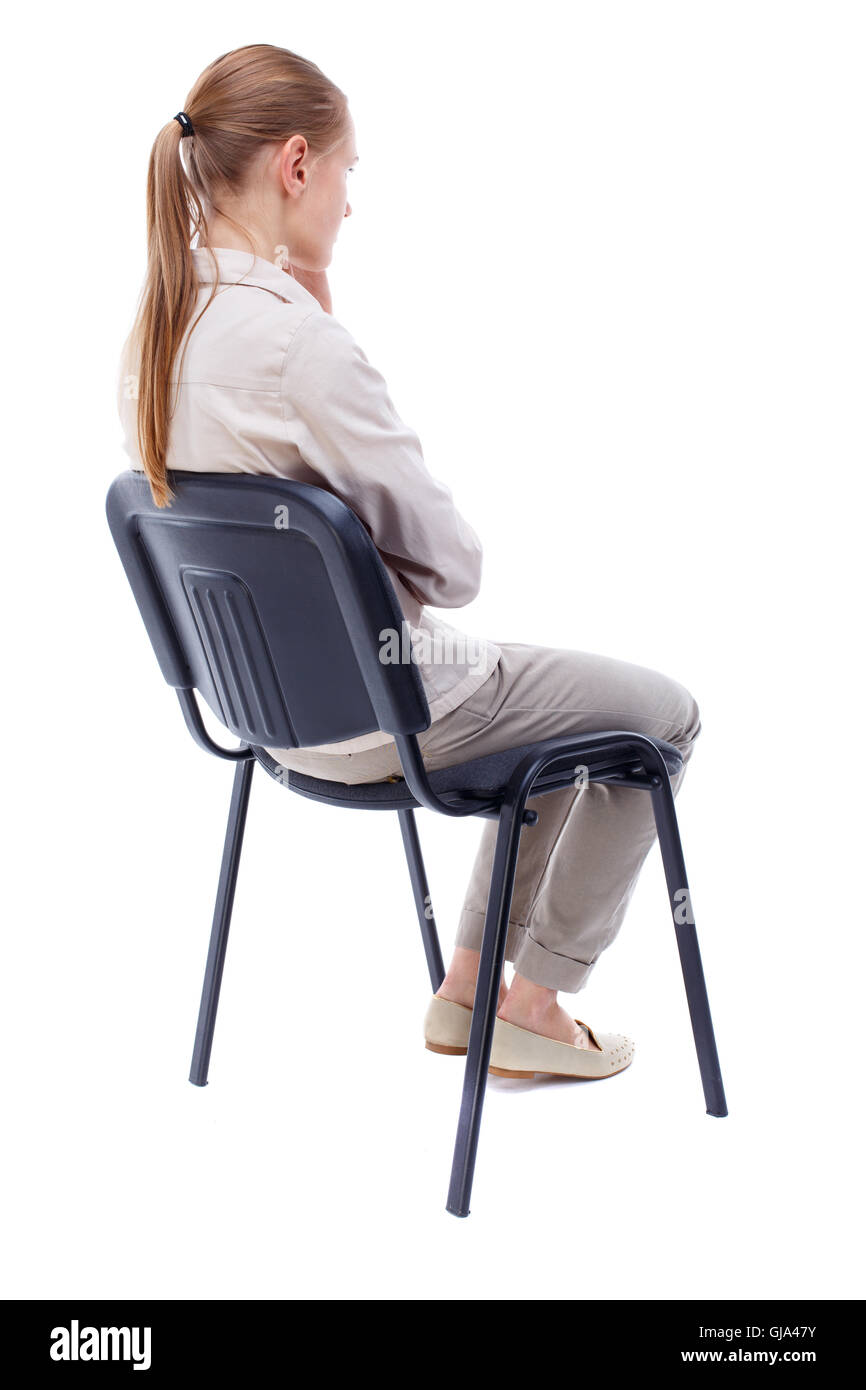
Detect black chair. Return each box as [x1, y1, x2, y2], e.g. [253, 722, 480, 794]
[106, 469, 727, 1217]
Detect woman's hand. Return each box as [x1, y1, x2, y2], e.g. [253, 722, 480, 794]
[283, 264, 333, 315]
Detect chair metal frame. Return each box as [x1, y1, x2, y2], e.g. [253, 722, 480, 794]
[107, 469, 727, 1218]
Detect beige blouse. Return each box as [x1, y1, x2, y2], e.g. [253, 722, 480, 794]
[117, 246, 501, 758]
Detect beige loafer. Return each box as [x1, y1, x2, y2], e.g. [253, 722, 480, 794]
[425, 996, 634, 1080]
[489, 1016, 635, 1079]
[424, 994, 473, 1054]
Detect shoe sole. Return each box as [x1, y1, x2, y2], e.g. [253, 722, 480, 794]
[426, 1041, 633, 1079]
[488, 1062, 632, 1080]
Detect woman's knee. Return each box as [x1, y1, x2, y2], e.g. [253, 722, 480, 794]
[668, 677, 701, 754]
[619, 656, 701, 753]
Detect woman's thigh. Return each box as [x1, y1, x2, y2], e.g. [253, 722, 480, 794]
[415, 641, 701, 773]
[271, 641, 700, 784]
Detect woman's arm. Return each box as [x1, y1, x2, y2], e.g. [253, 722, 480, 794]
[281, 310, 484, 609]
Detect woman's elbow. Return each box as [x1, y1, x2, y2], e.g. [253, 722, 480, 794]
[436, 538, 483, 607]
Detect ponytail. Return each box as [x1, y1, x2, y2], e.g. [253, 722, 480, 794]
[128, 43, 349, 507]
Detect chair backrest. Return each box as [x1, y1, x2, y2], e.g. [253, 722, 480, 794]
[105, 469, 431, 749]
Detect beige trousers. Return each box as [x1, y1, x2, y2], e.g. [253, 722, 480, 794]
[276, 642, 702, 994]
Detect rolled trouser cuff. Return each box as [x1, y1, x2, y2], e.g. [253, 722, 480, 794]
[455, 907, 524, 964]
[456, 909, 595, 994]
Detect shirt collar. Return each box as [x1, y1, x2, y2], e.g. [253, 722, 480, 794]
[191, 245, 322, 309]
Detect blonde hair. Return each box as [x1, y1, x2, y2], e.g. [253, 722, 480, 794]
[129, 43, 349, 507]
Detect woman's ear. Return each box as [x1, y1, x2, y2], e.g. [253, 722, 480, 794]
[278, 135, 309, 198]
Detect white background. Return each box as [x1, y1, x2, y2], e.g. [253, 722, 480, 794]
[2, 0, 863, 1300]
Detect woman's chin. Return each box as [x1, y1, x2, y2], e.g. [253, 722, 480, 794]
[293, 256, 332, 273]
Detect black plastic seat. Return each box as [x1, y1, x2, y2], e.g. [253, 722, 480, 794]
[106, 467, 727, 1218]
[252, 735, 685, 813]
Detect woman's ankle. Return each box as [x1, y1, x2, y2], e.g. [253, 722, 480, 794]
[497, 975, 558, 1026]
[438, 946, 509, 1008]
[497, 973, 599, 1049]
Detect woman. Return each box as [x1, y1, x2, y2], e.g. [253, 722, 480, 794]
[118, 43, 701, 1081]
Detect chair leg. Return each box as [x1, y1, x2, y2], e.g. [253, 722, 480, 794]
[650, 772, 728, 1117]
[189, 756, 255, 1087]
[398, 808, 445, 992]
[446, 801, 525, 1217]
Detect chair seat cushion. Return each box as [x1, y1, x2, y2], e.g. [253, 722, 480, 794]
[251, 733, 683, 812]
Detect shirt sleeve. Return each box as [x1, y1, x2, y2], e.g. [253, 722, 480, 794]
[279, 309, 484, 609]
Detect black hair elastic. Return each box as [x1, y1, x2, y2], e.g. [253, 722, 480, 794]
[174, 111, 194, 138]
